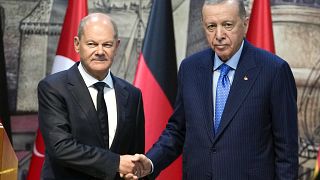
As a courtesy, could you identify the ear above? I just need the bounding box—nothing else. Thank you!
[113,39,121,56]
[244,17,249,34]
[116,39,120,49]
[74,36,80,53]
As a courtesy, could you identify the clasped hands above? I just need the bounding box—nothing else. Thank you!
[119,154,152,180]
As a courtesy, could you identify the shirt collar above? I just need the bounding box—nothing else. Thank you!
[213,40,244,71]
[78,62,114,89]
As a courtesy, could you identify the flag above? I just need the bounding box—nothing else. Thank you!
[26,129,45,180]
[246,0,275,53]
[27,1,87,179]
[314,147,320,180]
[133,0,181,179]
[51,0,87,73]
[0,10,12,143]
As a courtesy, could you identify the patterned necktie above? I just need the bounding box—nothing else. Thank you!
[93,82,109,149]
[214,64,232,134]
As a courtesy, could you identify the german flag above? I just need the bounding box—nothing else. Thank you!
[133,0,181,179]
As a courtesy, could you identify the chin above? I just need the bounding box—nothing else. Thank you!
[92,62,111,68]
[96,67,110,72]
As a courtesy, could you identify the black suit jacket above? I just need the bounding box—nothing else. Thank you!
[147,40,298,179]
[38,63,145,180]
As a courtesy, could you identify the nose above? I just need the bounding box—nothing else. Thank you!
[215,26,225,41]
[96,44,104,55]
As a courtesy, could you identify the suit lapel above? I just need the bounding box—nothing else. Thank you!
[196,49,215,143]
[66,63,105,146]
[110,75,129,150]
[213,42,261,141]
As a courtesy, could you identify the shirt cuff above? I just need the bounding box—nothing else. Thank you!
[148,158,154,174]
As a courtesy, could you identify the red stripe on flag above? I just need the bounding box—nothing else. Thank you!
[134,54,173,150]
[246,0,275,53]
[134,54,182,179]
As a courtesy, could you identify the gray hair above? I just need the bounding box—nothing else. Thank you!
[77,13,119,40]
[203,0,247,19]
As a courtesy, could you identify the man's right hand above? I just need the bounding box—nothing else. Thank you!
[119,155,139,179]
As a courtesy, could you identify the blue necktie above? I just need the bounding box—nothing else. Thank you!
[214,64,232,134]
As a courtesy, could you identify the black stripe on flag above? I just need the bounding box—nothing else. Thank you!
[141,0,177,106]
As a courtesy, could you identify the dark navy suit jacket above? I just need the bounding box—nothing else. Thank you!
[146,40,298,180]
[38,63,145,180]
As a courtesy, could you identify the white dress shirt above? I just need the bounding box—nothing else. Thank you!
[78,62,117,148]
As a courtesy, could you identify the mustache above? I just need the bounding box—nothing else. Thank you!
[93,56,109,61]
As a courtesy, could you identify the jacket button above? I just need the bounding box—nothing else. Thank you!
[206,172,212,179]
[211,147,217,153]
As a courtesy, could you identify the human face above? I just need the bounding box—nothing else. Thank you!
[202,1,248,61]
[74,16,120,80]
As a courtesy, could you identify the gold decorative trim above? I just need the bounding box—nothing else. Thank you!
[0,168,16,175]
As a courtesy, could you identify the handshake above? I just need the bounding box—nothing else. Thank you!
[119,154,152,179]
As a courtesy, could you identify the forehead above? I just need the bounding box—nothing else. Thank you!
[82,19,115,39]
[202,2,239,22]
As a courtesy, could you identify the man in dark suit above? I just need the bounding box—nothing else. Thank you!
[38,13,145,180]
[130,0,298,179]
